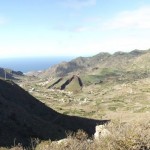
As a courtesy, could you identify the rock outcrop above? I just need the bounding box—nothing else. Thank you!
[94,125,111,140]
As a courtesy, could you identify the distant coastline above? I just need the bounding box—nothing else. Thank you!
[0,57,74,73]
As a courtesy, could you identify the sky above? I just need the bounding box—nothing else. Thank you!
[0,0,150,58]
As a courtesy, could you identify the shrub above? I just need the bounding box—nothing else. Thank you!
[8,119,150,150]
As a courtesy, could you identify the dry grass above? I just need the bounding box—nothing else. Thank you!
[18,118,149,150]
[2,109,149,150]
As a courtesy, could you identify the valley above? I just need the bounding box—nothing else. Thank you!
[0,49,150,149]
[17,49,150,119]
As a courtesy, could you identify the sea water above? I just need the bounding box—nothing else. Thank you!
[0,57,74,73]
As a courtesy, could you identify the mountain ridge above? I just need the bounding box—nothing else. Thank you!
[34,49,150,79]
[0,67,23,80]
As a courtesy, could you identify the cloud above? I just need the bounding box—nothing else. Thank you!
[54,5,150,33]
[104,6,150,29]
[60,0,96,9]
[71,5,150,32]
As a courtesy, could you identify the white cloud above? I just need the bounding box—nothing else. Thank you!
[60,0,96,9]
[104,6,150,29]
[63,5,150,32]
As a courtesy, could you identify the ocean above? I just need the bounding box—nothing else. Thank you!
[0,57,74,73]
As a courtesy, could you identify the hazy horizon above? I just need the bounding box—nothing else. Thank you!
[1,48,149,73]
[0,56,75,72]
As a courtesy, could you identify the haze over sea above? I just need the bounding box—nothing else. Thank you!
[0,57,74,73]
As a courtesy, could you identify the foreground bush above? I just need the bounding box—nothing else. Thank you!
[2,119,150,150]
[35,119,150,150]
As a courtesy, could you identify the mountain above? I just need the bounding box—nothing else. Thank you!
[37,52,111,78]
[34,49,150,85]
[36,49,149,78]
[0,79,109,147]
[0,67,23,80]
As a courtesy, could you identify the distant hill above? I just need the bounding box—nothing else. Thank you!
[48,75,83,93]
[0,67,23,80]
[27,49,150,88]
[0,79,108,147]
[36,49,150,81]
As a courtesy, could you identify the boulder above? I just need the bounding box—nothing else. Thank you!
[94,125,111,140]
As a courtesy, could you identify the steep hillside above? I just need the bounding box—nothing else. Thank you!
[0,79,108,147]
[0,67,23,80]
